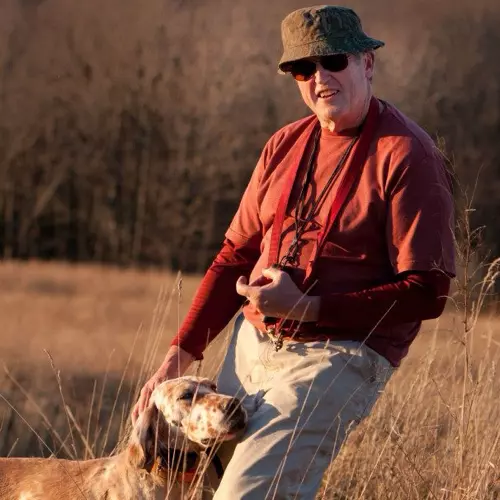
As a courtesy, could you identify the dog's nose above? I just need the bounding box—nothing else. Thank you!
[223,398,241,416]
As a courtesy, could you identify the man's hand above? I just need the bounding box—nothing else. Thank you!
[131,345,194,424]
[131,368,168,424]
[236,267,320,322]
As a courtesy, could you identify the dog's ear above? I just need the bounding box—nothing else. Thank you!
[128,403,159,470]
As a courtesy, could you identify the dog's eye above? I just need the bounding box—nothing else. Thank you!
[178,391,194,400]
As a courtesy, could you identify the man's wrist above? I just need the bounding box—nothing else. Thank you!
[301,296,321,322]
[160,345,195,379]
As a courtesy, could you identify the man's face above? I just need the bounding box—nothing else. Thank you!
[296,52,374,132]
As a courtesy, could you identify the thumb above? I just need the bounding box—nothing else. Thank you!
[261,266,281,281]
[237,275,248,286]
[236,276,250,297]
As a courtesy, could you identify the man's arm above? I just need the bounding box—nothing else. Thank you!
[319,149,454,329]
[171,236,261,360]
[132,131,271,420]
[132,237,260,422]
[237,267,450,328]
[314,269,451,327]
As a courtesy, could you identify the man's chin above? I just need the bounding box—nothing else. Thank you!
[317,107,344,129]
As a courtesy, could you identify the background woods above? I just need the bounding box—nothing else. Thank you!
[1,0,500,272]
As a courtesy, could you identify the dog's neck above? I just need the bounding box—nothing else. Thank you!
[147,446,199,481]
[121,441,202,499]
[144,445,225,497]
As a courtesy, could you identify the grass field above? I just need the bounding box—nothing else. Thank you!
[0,260,499,499]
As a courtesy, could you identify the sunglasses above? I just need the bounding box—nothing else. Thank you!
[283,54,350,82]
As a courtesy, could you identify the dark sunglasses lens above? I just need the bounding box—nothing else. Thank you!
[286,54,349,80]
[321,54,349,72]
[289,60,316,81]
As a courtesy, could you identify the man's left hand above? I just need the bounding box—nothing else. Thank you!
[236,267,320,322]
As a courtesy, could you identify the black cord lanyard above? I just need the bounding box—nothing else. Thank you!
[278,128,359,269]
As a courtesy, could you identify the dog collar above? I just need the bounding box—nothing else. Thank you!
[148,447,225,484]
[204,447,225,479]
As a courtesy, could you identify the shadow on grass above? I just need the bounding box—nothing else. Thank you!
[0,368,137,459]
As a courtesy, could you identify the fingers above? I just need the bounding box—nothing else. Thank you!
[237,271,275,297]
[131,405,139,424]
[237,269,282,305]
[131,385,153,424]
[249,274,273,287]
[139,387,153,413]
[261,267,282,280]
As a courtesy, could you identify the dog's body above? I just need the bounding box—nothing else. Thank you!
[0,376,247,500]
[0,454,161,500]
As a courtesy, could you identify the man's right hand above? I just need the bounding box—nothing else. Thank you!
[131,345,195,423]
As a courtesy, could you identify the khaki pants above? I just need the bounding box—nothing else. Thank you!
[209,314,394,500]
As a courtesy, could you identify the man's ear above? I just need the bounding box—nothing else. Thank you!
[364,51,375,81]
[128,403,159,470]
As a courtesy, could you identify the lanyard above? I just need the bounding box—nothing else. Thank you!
[267,96,380,286]
[262,97,380,349]
[278,129,358,270]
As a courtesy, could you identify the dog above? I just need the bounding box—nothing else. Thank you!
[0,376,248,500]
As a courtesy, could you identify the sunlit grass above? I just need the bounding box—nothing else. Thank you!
[0,259,499,498]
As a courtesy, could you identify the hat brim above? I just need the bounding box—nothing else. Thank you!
[278,36,385,74]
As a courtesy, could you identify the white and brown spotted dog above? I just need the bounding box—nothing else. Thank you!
[0,376,247,500]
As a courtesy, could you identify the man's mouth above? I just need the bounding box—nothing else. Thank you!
[317,90,339,99]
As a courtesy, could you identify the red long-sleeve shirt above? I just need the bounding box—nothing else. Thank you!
[171,238,450,366]
[172,101,456,367]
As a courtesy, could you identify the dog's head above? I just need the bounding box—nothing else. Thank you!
[152,376,247,447]
[128,376,247,474]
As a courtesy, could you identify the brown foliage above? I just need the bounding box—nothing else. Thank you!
[0,0,499,271]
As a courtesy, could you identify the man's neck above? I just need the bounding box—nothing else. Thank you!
[323,93,373,133]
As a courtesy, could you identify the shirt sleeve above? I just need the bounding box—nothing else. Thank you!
[171,237,261,360]
[224,141,271,246]
[385,151,456,277]
[316,270,450,329]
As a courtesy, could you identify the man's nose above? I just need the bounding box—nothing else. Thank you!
[314,64,331,84]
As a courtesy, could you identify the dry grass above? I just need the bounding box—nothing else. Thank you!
[0,260,230,461]
[0,260,499,498]
[0,260,199,374]
[321,320,500,499]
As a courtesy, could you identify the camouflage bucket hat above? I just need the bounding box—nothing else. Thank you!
[278,5,385,73]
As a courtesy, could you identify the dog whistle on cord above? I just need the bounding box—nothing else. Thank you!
[263,318,284,352]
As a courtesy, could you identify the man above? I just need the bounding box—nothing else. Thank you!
[133,5,455,498]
